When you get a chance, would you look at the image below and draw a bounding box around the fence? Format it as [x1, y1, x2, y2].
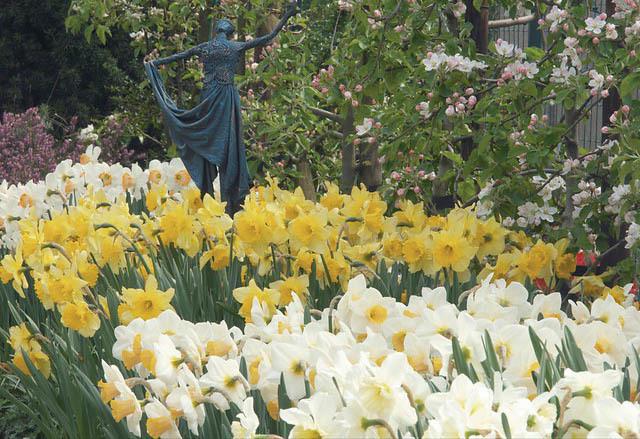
[488, 1, 608, 150]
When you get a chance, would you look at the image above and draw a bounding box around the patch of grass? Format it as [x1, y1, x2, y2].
[0, 387, 40, 439]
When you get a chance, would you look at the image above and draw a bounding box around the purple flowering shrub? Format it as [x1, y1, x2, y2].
[0, 108, 141, 184]
[0, 108, 69, 184]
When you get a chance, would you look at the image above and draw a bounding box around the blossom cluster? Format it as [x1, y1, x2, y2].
[98, 274, 640, 438]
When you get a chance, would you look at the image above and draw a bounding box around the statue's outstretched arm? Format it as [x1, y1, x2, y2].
[150, 45, 202, 66]
[240, 2, 297, 51]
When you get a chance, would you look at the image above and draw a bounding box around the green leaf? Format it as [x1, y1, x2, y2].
[84, 24, 94, 43]
[620, 72, 640, 102]
[502, 413, 512, 439]
[442, 150, 463, 165]
[96, 25, 109, 45]
[525, 47, 545, 61]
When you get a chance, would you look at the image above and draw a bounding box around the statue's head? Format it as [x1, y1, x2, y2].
[215, 19, 235, 38]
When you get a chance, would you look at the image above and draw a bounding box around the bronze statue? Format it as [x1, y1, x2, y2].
[145, 2, 297, 214]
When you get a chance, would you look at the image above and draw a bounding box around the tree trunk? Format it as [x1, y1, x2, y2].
[358, 141, 382, 191]
[340, 106, 356, 193]
[465, 0, 488, 54]
[197, 5, 213, 43]
[297, 159, 317, 200]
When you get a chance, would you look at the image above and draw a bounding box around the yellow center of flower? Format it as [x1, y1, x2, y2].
[122, 173, 135, 189]
[366, 304, 388, 324]
[174, 170, 191, 186]
[146, 416, 173, 439]
[98, 380, 120, 403]
[290, 360, 305, 376]
[206, 340, 232, 357]
[149, 170, 162, 184]
[99, 172, 112, 186]
[110, 399, 136, 422]
[292, 428, 323, 439]
[64, 178, 75, 194]
[19, 193, 33, 208]
[391, 331, 407, 351]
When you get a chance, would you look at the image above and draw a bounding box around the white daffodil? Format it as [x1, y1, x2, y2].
[358, 352, 417, 428]
[280, 392, 342, 438]
[231, 397, 259, 439]
[152, 334, 183, 384]
[144, 399, 181, 439]
[165, 365, 206, 434]
[269, 341, 310, 401]
[200, 356, 247, 408]
[588, 398, 640, 439]
[555, 369, 622, 422]
[195, 320, 238, 359]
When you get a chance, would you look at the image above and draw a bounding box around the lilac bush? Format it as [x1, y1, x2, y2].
[0, 108, 68, 184]
[0, 108, 142, 184]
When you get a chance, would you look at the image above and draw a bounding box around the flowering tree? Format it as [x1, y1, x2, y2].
[66, 0, 640, 282]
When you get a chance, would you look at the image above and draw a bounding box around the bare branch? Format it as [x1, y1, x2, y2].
[488, 14, 535, 29]
[309, 107, 344, 124]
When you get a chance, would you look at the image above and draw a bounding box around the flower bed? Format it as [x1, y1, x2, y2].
[0, 154, 638, 438]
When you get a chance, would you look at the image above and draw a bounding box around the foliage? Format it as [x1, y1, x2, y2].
[0, 0, 139, 124]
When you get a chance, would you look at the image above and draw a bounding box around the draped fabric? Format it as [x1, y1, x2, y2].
[145, 62, 250, 210]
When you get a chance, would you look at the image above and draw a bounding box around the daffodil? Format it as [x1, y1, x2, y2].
[200, 356, 247, 407]
[402, 230, 436, 274]
[432, 228, 478, 273]
[118, 276, 174, 324]
[319, 181, 344, 211]
[233, 280, 280, 323]
[144, 399, 180, 439]
[60, 300, 101, 337]
[13, 349, 51, 378]
[474, 217, 507, 259]
[1, 245, 28, 297]
[288, 208, 330, 254]
[269, 274, 309, 306]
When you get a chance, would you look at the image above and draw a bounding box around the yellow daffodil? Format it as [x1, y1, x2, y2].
[474, 217, 507, 259]
[270, 274, 309, 306]
[288, 208, 330, 254]
[60, 300, 101, 337]
[233, 279, 280, 323]
[1, 245, 28, 298]
[118, 276, 175, 324]
[432, 229, 478, 273]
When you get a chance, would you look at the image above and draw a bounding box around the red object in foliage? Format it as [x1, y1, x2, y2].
[631, 280, 639, 296]
[534, 278, 548, 291]
[576, 250, 597, 267]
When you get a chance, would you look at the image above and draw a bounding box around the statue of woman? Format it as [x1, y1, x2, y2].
[145, 2, 297, 214]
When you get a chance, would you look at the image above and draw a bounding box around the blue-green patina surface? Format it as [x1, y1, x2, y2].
[145, 10, 294, 212]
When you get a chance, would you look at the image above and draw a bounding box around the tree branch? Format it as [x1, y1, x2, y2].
[309, 107, 344, 124]
[488, 14, 535, 29]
